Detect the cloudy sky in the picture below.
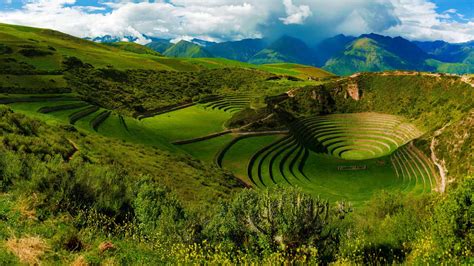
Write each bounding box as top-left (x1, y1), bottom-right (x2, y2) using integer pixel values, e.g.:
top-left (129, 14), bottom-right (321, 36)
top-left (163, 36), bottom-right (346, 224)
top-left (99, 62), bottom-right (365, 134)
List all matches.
top-left (0, 0), bottom-right (473, 44)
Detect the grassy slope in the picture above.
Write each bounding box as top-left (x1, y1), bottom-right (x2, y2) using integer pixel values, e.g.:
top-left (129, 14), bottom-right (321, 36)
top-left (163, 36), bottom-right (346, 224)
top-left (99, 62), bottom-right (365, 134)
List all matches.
top-left (163, 40), bottom-right (213, 58)
top-left (0, 23), bottom-right (183, 71)
top-left (5, 100), bottom-right (234, 151)
top-left (323, 38), bottom-right (428, 76)
top-left (301, 152), bottom-right (419, 205)
top-left (140, 105), bottom-right (232, 141)
top-left (104, 41), bottom-right (163, 56)
top-left (181, 134), bottom-right (235, 162)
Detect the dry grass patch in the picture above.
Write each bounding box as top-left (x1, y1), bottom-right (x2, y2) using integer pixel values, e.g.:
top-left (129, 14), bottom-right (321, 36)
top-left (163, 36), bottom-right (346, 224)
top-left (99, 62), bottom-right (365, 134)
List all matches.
top-left (5, 236), bottom-right (49, 265)
top-left (71, 255), bottom-right (88, 266)
top-left (14, 194), bottom-right (39, 221)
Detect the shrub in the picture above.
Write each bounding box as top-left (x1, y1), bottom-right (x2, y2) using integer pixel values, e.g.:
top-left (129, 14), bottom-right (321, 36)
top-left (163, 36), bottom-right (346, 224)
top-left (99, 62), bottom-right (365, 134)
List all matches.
top-left (0, 150), bottom-right (23, 191)
top-left (18, 48), bottom-right (53, 57)
top-left (410, 177), bottom-right (473, 263)
top-left (133, 177), bottom-right (189, 244)
top-left (0, 44), bottom-right (13, 55)
top-left (204, 186), bottom-right (347, 263)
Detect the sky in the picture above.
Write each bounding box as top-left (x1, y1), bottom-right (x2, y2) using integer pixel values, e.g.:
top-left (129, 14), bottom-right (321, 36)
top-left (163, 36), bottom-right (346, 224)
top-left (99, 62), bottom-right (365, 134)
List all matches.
top-left (0, 0), bottom-right (472, 45)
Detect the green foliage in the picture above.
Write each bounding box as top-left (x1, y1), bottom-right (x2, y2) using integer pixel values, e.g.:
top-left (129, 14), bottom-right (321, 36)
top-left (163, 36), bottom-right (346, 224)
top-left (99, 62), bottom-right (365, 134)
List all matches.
top-left (0, 150), bottom-right (22, 191)
top-left (410, 177), bottom-right (473, 263)
top-left (134, 177), bottom-right (189, 244)
top-left (204, 186), bottom-right (347, 262)
top-left (338, 191), bottom-right (434, 264)
top-left (65, 65), bottom-right (276, 116)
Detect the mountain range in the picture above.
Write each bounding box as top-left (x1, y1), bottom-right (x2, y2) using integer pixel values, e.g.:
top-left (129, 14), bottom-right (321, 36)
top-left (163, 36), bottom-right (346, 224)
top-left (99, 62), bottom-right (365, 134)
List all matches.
top-left (91, 33), bottom-right (474, 75)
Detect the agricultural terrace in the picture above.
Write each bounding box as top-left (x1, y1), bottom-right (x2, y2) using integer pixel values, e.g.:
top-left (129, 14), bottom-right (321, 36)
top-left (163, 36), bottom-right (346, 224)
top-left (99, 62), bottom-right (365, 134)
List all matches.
top-left (0, 95), bottom-right (440, 205)
top-left (292, 113), bottom-right (423, 160)
top-left (213, 112), bottom-right (439, 204)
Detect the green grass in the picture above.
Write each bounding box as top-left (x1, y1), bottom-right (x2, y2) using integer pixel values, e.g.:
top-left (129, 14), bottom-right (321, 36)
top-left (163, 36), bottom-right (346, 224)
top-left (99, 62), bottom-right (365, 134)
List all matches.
top-left (202, 94), bottom-right (254, 113)
top-left (222, 113), bottom-right (435, 206)
top-left (180, 134), bottom-right (235, 162)
top-left (184, 58), bottom-right (336, 79)
top-left (140, 105), bottom-right (232, 141)
top-left (5, 101), bottom-right (233, 151)
top-left (221, 135), bottom-right (282, 184)
top-left (301, 152), bottom-right (407, 205)
top-left (5, 97), bottom-right (438, 206)
top-left (261, 63), bottom-right (336, 78)
top-left (294, 113), bottom-right (423, 160)
top-left (104, 42), bottom-right (162, 56)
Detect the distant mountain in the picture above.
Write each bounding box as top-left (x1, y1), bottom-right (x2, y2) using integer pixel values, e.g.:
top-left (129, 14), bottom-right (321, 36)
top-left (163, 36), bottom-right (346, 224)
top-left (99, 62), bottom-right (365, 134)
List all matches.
top-left (146, 39), bottom-right (173, 53)
top-left (249, 36), bottom-right (316, 65)
top-left (86, 35), bottom-right (138, 43)
top-left (163, 40), bottom-right (213, 58)
top-left (323, 34), bottom-right (432, 75)
top-left (414, 40), bottom-right (474, 63)
top-left (191, 38), bottom-right (217, 47)
top-left (313, 34), bottom-right (356, 66)
top-left (88, 32), bottom-right (474, 75)
top-left (206, 39), bottom-right (268, 62)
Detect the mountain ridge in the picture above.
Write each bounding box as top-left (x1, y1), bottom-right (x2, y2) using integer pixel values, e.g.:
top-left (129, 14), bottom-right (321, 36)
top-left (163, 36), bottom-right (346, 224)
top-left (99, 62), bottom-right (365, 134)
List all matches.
top-left (88, 33), bottom-right (474, 75)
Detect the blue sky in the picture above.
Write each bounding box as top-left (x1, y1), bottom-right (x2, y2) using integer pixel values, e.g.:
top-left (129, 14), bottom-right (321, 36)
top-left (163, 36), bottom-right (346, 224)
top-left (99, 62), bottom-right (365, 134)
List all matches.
top-left (433, 0), bottom-right (473, 18)
top-left (0, 0), bottom-right (472, 44)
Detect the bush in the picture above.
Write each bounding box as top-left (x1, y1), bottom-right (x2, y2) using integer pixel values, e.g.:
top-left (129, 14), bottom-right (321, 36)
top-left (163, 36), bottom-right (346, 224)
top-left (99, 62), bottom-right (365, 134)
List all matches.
top-left (204, 186), bottom-right (347, 263)
top-left (134, 177), bottom-right (189, 244)
top-left (18, 48), bottom-right (53, 57)
top-left (337, 191), bottom-right (434, 264)
top-left (0, 150), bottom-right (23, 191)
top-left (410, 177), bottom-right (474, 263)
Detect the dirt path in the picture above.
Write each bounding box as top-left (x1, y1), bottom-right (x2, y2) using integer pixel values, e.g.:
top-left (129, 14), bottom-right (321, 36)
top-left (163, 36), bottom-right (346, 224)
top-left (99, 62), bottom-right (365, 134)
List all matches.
top-left (430, 124), bottom-right (450, 193)
top-left (234, 113), bottom-right (275, 131)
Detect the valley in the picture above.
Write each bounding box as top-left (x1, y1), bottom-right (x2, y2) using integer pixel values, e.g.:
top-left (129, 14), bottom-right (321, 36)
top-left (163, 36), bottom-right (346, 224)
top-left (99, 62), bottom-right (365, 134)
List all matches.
top-left (0, 22), bottom-right (472, 264)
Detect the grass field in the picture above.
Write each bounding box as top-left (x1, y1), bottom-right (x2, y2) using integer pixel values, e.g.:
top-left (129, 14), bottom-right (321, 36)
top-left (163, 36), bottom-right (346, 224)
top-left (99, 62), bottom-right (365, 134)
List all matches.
top-left (181, 134), bottom-right (235, 162)
top-left (212, 112), bottom-right (438, 205)
top-left (221, 135), bottom-right (283, 184)
top-left (140, 105), bottom-right (232, 141)
top-left (4, 99), bottom-right (232, 151)
top-left (261, 63), bottom-right (336, 79)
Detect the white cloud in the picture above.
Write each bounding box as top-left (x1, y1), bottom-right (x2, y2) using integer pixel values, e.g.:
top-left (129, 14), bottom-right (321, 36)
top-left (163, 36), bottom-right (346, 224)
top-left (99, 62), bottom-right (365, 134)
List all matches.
top-left (0, 0), bottom-right (472, 43)
top-left (279, 0), bottom-right (312, 25)
top-left (444, 9), bottom-right (457, 14)
top-left (383, 0), bottom-right (474, 43)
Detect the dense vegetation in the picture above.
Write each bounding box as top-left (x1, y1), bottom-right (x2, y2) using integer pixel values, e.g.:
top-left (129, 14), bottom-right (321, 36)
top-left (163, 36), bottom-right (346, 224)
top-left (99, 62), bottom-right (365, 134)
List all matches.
top-left (64, 62), bottom-right (278, 116)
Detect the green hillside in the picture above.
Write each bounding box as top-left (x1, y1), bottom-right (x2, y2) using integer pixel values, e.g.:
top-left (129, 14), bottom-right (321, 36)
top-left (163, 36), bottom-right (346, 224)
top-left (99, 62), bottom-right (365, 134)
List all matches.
top-left (249, 36), bottom-right (316, 65)
top-left (145, 39), bottom-right (173, 53)
top-left (0, 23), bottom-right (196, 71)
top-left (163, 40), bottom-right (213, 58)
top-left (104, 41), bottom-right (162, 56)
top-left (323, 36), bottom-right (431, 76)
top-left (207, 38), bottom-right (267, 62)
